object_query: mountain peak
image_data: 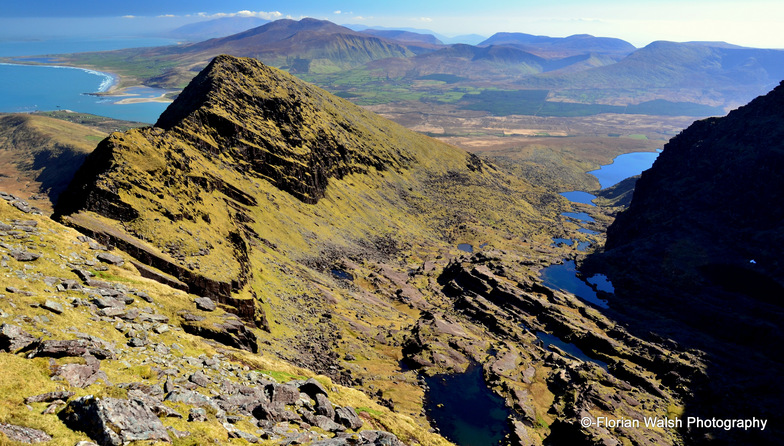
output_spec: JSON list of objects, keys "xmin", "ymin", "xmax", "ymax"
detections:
[{"xmin": 154, "ymin": 55, "xmax": 415, "ymax": 204}]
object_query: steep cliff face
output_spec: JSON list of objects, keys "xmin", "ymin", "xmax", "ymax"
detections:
[
  {"xmin": 599, "ymin": 81, "xmax": 784, "ymax": 445},
  {"xmin": 606, "ymin": 80, "xmax": 784, "ymax": 293}
]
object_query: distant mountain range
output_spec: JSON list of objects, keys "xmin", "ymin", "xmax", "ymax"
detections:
[
  {"xmin": 478, "ymin": 32, "xmax": 636, "ymax": 58},
  {"xmin": 519, "ymin": 40, "xmax": 784, "ymax": 107},
  {"xmin": 53, "ymin": 17, "xmax": 784, "ymax": 113}
]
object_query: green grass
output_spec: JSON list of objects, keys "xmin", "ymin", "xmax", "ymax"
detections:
[
  {"xmin": 356, "ymin": 406, "xmax": 384, "ymax": 416},
  {"xmin": 257, "ymin": 370, "xmax": 306, "ymax": 383},
  {"xmin": 417, "ymin": 74, "xmax": 468, "ymax": 84}
]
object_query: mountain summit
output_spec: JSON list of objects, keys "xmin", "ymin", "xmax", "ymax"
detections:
[{"xmin": 55, "ymin": 54, "xmax": 548, "ymax": 333}]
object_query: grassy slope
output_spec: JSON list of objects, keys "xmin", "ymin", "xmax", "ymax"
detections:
[{"xmin": 0, "ymin": 198, "xmax": 449, "ymax": 446}]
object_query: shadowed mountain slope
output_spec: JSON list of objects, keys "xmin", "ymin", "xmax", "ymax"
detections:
[
  {"xmin": 0, "ymin": 113, "xmax": 142, "ymax": 212},
  {"xmin": 594, "ymin": 80, "xmax": 784, "ymax": 445}
]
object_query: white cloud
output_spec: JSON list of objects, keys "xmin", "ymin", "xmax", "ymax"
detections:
[
  {"xmin": 334, "ymin": 10, "xmax": 342, "ymax": 15},
  {"xmin": 418, "ymin": 17, "xmax": 433, "ymax": 23},
  {"xmin": 122, "ymin": 15, "xmax": 136, "ymax": 19},
  {"xmin": 182, "ymin": 10, "xmax": 283, "ymax": 20}
]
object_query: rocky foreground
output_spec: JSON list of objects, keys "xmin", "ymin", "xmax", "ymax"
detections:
[{"xmin": 0, "ymin": 193, "xmax": 416, "ymax": 445}]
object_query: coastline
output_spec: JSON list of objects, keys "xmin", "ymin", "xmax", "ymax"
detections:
[{"xmin": 1, "ymin": 60, "xmax": 172, "ymax": 105}]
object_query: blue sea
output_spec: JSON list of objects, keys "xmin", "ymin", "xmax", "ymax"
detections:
[{"xmin": 0, "ymin": 37, "xmax": 177, "ymax": 123}]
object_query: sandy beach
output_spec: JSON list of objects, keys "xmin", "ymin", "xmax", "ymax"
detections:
[{"xmin": 113, "ymin": 93, "xmax": 172, "ymax": 105}]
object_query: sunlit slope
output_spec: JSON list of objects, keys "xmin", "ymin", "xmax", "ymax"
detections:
[{"xmin": 56, "ymin": 54, "xmax": 556, "ymax": 325}]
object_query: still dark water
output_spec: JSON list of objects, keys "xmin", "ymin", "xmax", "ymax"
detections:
[
  {"xmin": 539, "ymin": 260, "xmax": 609, "ymax": 308},
  {"xmin": 424, "ymin": 364, "xmax": 511, "ymax": 446}
]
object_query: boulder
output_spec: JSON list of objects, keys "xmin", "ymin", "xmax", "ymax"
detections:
[
  {"xmin": 189, "ymin": 371, "xmax": 211, "ymax": 388},
  {"xmin": 42, "ymin": 300, "xmax": 65, "ymax": 314},
  {"xmin": 298, "ymin": 377, "xmax": 329, "ymax": 399},
  {"xmin": 334, "ymin": 406, "xmax": 363, "ymax": 430},
  {"xmin": 314, "ymin": 393, "xmax": 335, "ymax": 419},
  {"xmin": 265, "ymin": 382, "xmax": 300, "ymax": 405},
  {"xmin": 188, "ymin": 408, "xmax": 208, "ymax": 422},
  {"xmin": 9, "ymin": 249, "xmax": 40, "ymax": 262},
  {"xmin": 252, "ymin": 400, "xmax": 299, "ymax": 423},
  {"xmin": 0, "ymin": 423, "xmax": 52, "ymax": 444},
  {"xmin": 164, "ymin": 389, "xmax": 218, "ymax": 410},
  {"xmin": 54, "ymin": 355, "xmax": 110, "ymax": 388},
  {"xmin": 59, "ymin": 396, "xmax": 170, "ymax": 446},
  {"xmin": 27, "ymin": 339, "xmax": 114, "ymax": 359},
  {"xmin": 194, "ymin": 297, "xmax": 217, "ymax": 311},
  {"xmin": 96, "ymin": 253, "xmax": 125, "ymax": 266},
  {"xmin": 25, "ymin": 391, "xmax": 75, "ymax": 404},
  {"xmin": 0, "ymin": 323, "xmax": 37, "ymax": 352}
]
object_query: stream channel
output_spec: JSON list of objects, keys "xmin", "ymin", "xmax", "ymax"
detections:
[{"xmin": 424, "ymin": 150, "xmax": 659, "ymax": 445}]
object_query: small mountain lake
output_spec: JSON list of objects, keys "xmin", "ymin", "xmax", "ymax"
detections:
[
  {"xmin": 457, "ymin": 243, "xmax": 474, "ymax": 253},
  {"xmin": 539, "ymin": 260, "xmax": 610, "ymax": 309},
  {"xmin": 562, "ymin": 211, "xmax": 594, "ymax": 223},
  {"xmin": 424, "ymin": 363, "xmax": 511, "ymax": 446},
  {"xmin": 588, "ymin": 151, "xmax": 660, "ymax": 189},
  {"xmin": 536, "ymin": 332, "xmax": 609, "ymax": 370},
  {"xmin": 560, "ymin": 191, "xmax": 596, "ymax": 206}
]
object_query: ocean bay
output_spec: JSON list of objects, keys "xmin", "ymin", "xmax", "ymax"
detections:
[{"xmin": 0, "ymin": 63, "xmax": 168, "ymax": 123}]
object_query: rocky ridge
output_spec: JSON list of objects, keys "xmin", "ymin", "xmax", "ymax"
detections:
[{"xmin": 2, "ymin": 55, "xmax": 709, "ymax": 445}]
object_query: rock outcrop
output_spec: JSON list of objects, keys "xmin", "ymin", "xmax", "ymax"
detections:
[
  {"xmin": 598, "ymin": 81, "xmax": 784, "ymax": 445},
  {"xmin": 60, "ymin": 396, "xmax": 171, "ymax": 446}
]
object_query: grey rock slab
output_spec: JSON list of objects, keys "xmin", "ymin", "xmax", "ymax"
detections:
[
  {"xmin": 0, "ymin": 323, "xmax": 37, "ymax": 352},
  {"xmin": 28, "ymin": 339, "xmax": 114, "ymax": 360},
  {"xmin": 55, "ymin": 355, "xmax": 110, "ymax": 388},
  {"xmin": 189, "ymin": 370, "xmax": 211, "ymax": 388},
  {"xmin": 59, "ymin": 396, "xmax": 171, "ymax": 446},
  {"xmin": 334, "ymin": 406, "xmax": 363, "ymax": 430},
  {"xmin": 0, "ymin": 422, "xmax": 52, "ymax": 444},
  {"xmin": 194, "ymin": 297, "xmax": 216, "ymax": 311},
  {"xmin": 96, "ymin": 253, "xmax": 124, "ymax": 266},
  {"xmin": 42, "ymin": 300, "xmax": 64, "ymax": 314},
  {"xmin": 25, "ymin": 390, "xmax": 75, "ymax": 404},
  {"xmin": 9, "ymin": 249, "xmax": 40, "ymax": 261}
]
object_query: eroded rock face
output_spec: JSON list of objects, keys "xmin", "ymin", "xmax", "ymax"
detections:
[{"xmin": 59, "ymin": 396, "xmax": 171, "ymax": 446}]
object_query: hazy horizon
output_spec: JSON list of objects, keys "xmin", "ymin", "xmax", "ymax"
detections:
[{"xmin": 0, "ymin": 1, "xmax": 783, "ymax": 49}]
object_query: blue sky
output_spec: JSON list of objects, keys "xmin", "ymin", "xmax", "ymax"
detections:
[{"xmin": 2, "ymin": 1, "xmax": 783, "ymax": 48}]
